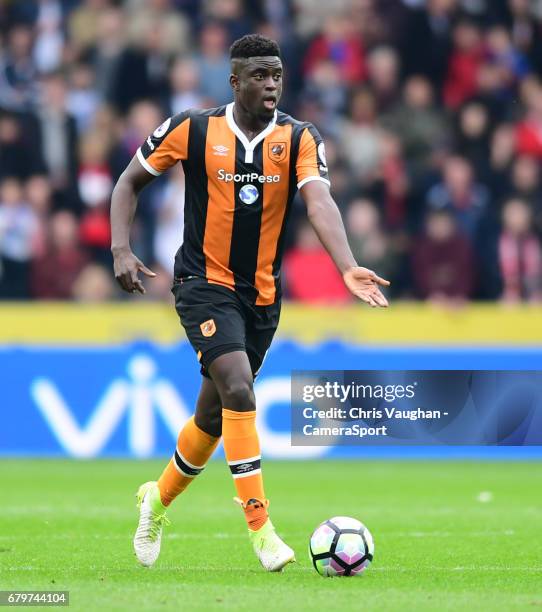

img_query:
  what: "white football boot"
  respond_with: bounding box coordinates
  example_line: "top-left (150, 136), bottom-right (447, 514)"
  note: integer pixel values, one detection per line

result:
top-left (235, 498), bottom-right (296, 572)
top-left (133, 481), bottom-right (170, 567)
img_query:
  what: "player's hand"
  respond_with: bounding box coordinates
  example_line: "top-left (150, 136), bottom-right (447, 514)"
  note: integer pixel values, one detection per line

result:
top-left (343, 266), bottom-right (390, 308)
top-left (112, 247), bottom-right (156, 295)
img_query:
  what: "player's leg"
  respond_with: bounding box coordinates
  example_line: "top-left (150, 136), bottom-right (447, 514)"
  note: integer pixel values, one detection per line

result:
top-left (208, 351), bottom-right (264, 526)
top-left (157, 376), bottom-right (222, 506)
top-left (209, 350), bottom-right (295, 571)
top-left (134, 377), bottom-right (221, 567)
top-left (133, 278), bottom-right (243, 566)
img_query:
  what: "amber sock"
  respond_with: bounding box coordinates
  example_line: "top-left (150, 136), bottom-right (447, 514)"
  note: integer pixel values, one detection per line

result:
top-left (222, 408), bottom-right (269, 531)
top-left (157, 416), bottom-right (220, 506)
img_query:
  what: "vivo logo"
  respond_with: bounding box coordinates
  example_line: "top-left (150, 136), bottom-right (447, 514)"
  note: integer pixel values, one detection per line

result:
top-left (29, 354), bottom-right (326, 460)
top-left (30, 355), bottom-right (190, 458)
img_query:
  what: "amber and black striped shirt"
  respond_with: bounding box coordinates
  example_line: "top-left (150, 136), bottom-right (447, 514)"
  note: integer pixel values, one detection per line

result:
top-left (137, 103), bottom-right (330, 305)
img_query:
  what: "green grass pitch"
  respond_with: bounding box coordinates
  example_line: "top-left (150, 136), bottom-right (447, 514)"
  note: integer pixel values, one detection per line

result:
top-left (1, 459), bottom-right (541, 611)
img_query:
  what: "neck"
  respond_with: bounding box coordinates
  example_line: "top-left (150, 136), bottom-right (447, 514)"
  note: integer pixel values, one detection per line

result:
top-left (232, 100), bottom-right (270, 139)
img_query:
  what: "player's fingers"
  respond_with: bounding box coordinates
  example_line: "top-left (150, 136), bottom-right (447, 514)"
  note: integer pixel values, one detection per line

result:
top-left (138, 263), bottom-right (157, 277)
top-left (356, 292), bottom-right (377, 307)
top-left (133, 279), bottom-right (146, 294)
top-left (116, 272), bottom-right (133, 293)
top-left (372, 290), bottom-right (389, 307)
top-left (129, 269), bottom-right (143, 293)
top-left (373, 273), bottom-right (391, 287)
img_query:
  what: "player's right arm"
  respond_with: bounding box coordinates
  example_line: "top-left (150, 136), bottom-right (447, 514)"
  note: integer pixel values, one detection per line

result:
top-left (110, 158), bottom-right (158, 294)
top-left (110, 111), bottom-right (191, 294)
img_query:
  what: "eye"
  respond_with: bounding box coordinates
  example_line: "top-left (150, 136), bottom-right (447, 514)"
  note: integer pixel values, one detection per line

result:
top-left (274, 73), bottom-right (282, 81)
top-left (254, 74), bottom-right (264, 80)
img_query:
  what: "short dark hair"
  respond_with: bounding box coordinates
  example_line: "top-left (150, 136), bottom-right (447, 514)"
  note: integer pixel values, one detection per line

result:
top-left (230, 34), bottom-right (280, 60)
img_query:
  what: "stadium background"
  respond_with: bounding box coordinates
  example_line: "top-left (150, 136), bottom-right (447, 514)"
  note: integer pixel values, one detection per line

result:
top-left (1, 0), bottom-right (542, 461)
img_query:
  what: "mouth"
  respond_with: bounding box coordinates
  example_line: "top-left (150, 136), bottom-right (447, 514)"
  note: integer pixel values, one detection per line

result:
top-left (262, 97), bottom-right (277, 110)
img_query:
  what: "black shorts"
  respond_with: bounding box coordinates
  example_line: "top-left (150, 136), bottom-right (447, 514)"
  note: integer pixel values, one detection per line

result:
top-left (172, 277), bottom-right (280, 378)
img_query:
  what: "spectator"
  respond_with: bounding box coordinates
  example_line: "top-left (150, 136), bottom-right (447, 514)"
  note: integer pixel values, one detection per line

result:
top-left (0, 25), bottom-right (39, 111)
top-left (167, 57), bottom-right (206, 116)
top-left (193, 22), bottom-right (232, 106)
top-left (283, 221), bottom-right (351, 304)
top-left (35, 71), bottom-right (78, 196)
top-left (486, 25), bottom-right (530, 94)
top-left (378, 132), bottom-right (409, 228)
top-left (77, 132), bottom-right (113, 262)
top-left (412, 209), bottom-right (475, 303)
top-left (443, 20), bottom-right (484, 110)
top-left (506, 155), bottom-right (542, 208)
top-left (25, 175), bottom-right (54, 253)
top-left (72, 262), bottom-right (116, 302)
top-left (0, 113), bottom-right (45, 180)
top-left (339, 88), bottom-right (382, 181)
top-left (33, 0), bottom-right (64, 74)
top-left (401, 0), bottom-right (457, 90)
top-left (67, 0), bottom-right (110, 58)
top-left (506, 0), bottom-right (542, 75)
top-left (515, 80), bottom-right (542, 159)
top-left (487, 123), bottom-right (516, 198)
top-left (202, 0), bottom-right (255, 43)
top-left (366, 46), bottom-right (400, 112)
top-left (426, 155), bottom-right (489, 240)
top-left (302, 59), bottom-right (347, 128)
top-left (303, 15), bottom-right (367, 86)
top-left (66, 63), bottom-right (102, 134)
top-left (499, 197), bottom-right (542, 302)
top-left (126, 0), bottom-right (191, 56)
top-left (346, 198), bottom-right (398, 283)
top-left (0, 178), bottom-right (40, 298)
top-left (381, 76), bottom-right (449, 183)
top-left (31, 210), bottom-right (88, 299)
top-left (84, 7), bottom-right (151, 113)
top-left (454, 102), bottom-right (492, 180)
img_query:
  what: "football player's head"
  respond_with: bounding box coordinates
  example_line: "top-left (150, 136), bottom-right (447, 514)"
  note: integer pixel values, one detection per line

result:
top-left (230, 34), bottom-right (282, 122)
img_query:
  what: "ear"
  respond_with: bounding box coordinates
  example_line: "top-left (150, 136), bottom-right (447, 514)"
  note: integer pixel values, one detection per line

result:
top-left (230, 73), bottom-right (240, 91)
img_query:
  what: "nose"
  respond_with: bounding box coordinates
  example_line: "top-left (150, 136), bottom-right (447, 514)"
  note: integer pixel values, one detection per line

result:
top-left (264, 76), bottom-right (277, 90)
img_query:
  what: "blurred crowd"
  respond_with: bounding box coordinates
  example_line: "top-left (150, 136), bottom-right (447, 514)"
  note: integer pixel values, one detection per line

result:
top-left (2, 0), bottom-right (542, 304)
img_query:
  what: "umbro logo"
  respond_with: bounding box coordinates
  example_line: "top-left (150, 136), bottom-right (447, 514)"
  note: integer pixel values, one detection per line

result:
top-left (212, 145), bottom-right (229, 156)
top-left (237, 463), bottom-right (253, 472)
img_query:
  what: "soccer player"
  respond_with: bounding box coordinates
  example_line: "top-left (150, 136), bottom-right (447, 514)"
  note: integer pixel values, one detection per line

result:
top-left (110, 34), bottom-right (389, 572)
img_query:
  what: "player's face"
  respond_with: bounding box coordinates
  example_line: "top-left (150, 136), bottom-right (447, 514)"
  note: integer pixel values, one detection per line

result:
top-left (233, 56), bottom-right (283, 121)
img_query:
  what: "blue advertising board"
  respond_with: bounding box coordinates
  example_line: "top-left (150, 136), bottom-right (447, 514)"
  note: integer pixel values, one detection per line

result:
top-left (1, 341), bottom-right (541, 458)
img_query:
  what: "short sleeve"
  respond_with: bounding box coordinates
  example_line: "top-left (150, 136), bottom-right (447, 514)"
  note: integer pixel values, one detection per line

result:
top-left (136, 111), bottom-right (191, 176)
top-left (295, 124), bottom-right (331, 189)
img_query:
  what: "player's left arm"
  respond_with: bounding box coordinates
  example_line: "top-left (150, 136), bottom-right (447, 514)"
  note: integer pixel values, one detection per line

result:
top-left (299, 180), bottom-right (389, 307)
top-left (295, 125), bottom-right (389, 307)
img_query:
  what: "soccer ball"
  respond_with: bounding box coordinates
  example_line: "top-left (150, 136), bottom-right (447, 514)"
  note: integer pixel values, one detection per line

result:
top-left (309, 516), bottom-right (374, 577)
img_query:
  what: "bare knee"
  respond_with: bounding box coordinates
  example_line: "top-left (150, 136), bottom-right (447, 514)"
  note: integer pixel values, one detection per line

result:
top-left (220, 379), bottom-right (255, 412)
